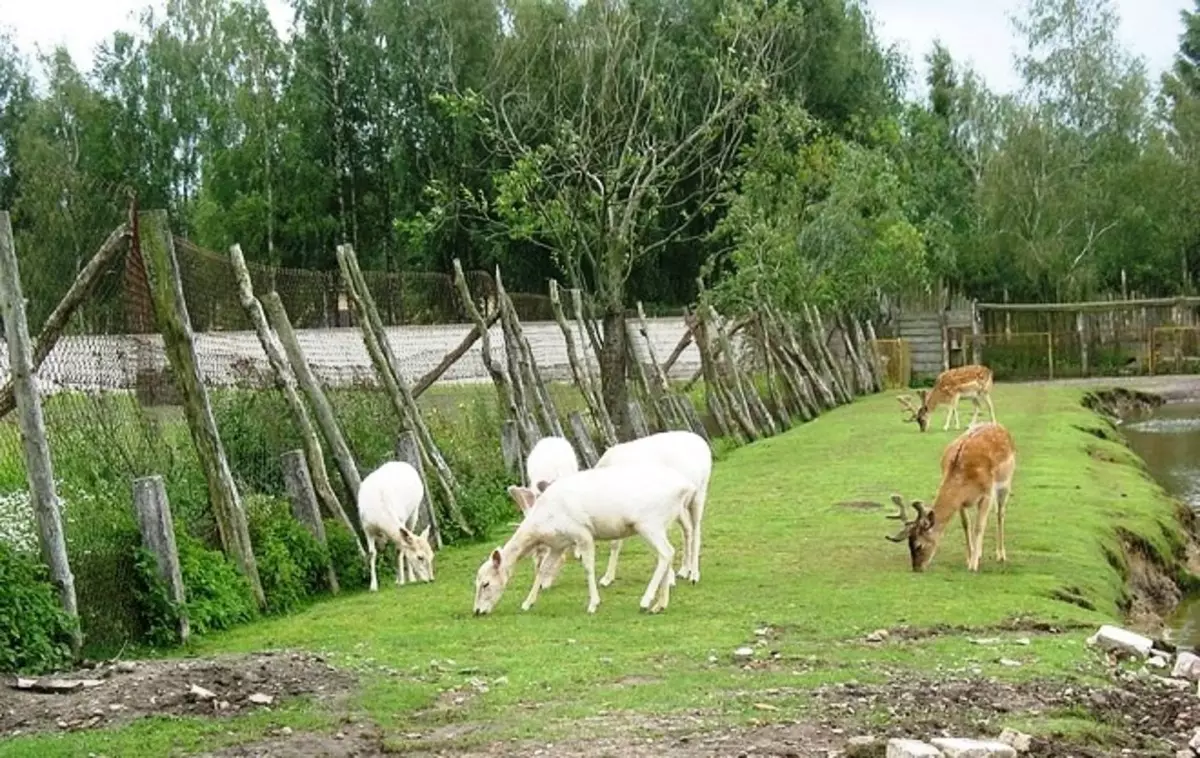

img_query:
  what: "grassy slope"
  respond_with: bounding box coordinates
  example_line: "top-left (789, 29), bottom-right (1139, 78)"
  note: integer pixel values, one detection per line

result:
top-left (5, 384), bottom-right (1188, 757)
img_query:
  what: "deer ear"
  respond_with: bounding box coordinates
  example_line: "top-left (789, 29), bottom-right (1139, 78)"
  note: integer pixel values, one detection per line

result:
top-left (490, 548), bottom-right (503, 569)
top-left (398, 526), bottom-right (414, 543)
top-left (507, 485), bottom-right (536, 512)
top-left (419, 525), bottom-right (430, 542)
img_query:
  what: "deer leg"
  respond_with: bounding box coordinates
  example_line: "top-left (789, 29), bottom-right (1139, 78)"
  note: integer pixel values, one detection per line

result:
top-left (522, 546), bottom-right (563, 611)
top-left (959, 508), bottom-right (977, 571)
top-left (540, 548), bottom-right (568, 589)
top-left (985, 392), bottom-right (997, 422)
top-left (600, 539), bottom-right (623, 587)
top-left (368, 536), bottom-right (380, 592)
top-left (970, 395), bottom-right (982, 424)
top-left (944, 394), bottom-right (958, 430)
top-left (994, 485), bottom-right (1011, 563)
top-left (578, 535), bottom-right (601, 614)
top-left (396, 548), bottom-right (407, 585)
top-left (637, 527), bottom-right (676, 613)
top-left (970, 495), bottom-right (993, 572)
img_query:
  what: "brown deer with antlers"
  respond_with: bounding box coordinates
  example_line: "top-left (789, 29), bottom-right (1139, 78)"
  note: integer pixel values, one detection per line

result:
top-left (886, 422), bottom-right (1015, 572)
top-left (897, 364), bottom-right (996, 432)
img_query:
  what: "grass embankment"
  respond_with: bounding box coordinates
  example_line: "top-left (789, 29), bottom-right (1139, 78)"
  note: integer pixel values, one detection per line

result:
top-left (5, 383), bottom-right (1192, 757)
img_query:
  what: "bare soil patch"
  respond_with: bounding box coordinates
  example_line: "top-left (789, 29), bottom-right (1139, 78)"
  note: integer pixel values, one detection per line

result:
top-left (0, 650), bottom-right (354, 738)
top-left (836, 500), bottom-right (884, 511)
top-left (200, 671), bottom-right (1199, 757)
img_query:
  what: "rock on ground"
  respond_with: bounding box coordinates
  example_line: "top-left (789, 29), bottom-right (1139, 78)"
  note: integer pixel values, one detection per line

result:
top-left (931, 737), bottom-right (1017, 758)
top-left (1086, 625), bottom-right (1154, 657)
top-left (887, 739), bottom-right (944, 758)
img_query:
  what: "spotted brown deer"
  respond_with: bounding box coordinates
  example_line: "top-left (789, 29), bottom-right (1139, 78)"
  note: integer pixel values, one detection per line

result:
top-left (885, 422), bottom-right (1016, 572)
top-left (897, 364), bottom-right (996, 432)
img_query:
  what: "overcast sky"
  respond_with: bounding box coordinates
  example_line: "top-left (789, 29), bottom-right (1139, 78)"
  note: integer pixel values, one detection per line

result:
top-left (0, 0), bottom-right (1191, 97)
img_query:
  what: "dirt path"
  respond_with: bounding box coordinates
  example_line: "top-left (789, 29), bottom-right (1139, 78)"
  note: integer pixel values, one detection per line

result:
top-left (196, 670), bottom-right (1197, 758)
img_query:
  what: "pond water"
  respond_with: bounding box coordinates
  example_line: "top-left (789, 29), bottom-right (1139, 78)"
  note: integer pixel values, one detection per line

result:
top-left (1119, 401), bottom-right (1200, 646)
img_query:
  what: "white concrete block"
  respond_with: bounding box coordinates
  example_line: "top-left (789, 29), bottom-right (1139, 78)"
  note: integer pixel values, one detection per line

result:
top-left (931, 737), bottom-right (1018, 758)
top-left (887, 739), bottom-right (944, 758)
top-left (1086, 625), bottom-right (1154, 657)
top-left (1173, 651), bottom-right (1200, 681)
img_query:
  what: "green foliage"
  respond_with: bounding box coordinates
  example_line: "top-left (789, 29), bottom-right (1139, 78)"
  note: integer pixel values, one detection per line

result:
top-left (712, 101), bottom-right (928, 313)
top-left (135, 531), bottom-right (257, 647)
top-left (324, 519), bottom-right (368, 592)
top-left (245, 495), bottom-right (331, 615)
top-left (0, 542), bottom-right (75, 674)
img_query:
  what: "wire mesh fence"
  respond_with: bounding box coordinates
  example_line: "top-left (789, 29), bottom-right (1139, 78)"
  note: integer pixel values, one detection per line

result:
top-left (0, 224), bottom-right (700, 653)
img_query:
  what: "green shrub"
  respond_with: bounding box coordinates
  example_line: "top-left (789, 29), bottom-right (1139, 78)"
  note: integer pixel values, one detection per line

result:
top-left (325, 519), bottom-right (368, 591)
top-left (246, 494), bottom-right (331, 614)
top-left (0, 542), bottom-right (76, 673)
top-left (135, 532), bottom-right (257, 647)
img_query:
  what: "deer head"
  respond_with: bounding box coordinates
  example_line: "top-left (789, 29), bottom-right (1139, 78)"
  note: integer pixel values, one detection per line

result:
top-left (885, 493), bottom-right (938, 571)
top-left (897, 392), bottom-right (931, 432)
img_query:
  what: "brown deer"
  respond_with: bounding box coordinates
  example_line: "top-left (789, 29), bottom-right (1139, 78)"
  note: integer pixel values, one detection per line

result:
top-left (897, 364), bottom-right (996, 432)
top-left (885, 422), bottom-right (1016, 572)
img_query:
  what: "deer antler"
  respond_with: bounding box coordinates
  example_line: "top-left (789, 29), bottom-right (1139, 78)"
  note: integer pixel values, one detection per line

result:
top-left (896, 395), bottom-right (919, 421)
top-left (885, 494), bottom-right (927, 542)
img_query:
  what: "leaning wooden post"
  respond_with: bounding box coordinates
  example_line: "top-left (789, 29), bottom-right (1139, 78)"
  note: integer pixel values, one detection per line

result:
top-left (496, 270), bottom-right (564, 437)
top-left (0, 212), bottom-right (81, 653)
top-left (132, 475), bottom-right (189, 642)
top-left (567, 411), bottom-right (601, 466)
top-left (0, 224), bottom-right (129, 421)
top-left (230, 245), bottom-right (361, 555)
top-left (1077, 311), bottom-right (1089, 377)
top-left (500, 420), bottom-right (523, 479)
top-left (338, 247), bottom-right (471, 536)
top-left (261, 291), bottom-right (364, 515)
top-left (549, 280), bottom-right (617, 445)
top-left (674, 395), bottom-right (710, 441)
top-left (139, 210), bottom-right (264, 609)
top-left (627, 399), bottom-right (651, 438)
top-left (971, 300), bottom-right (982, 365)
top-left (396, 431), bottom-right (443, 550)
top-left (280, 451), bottom-right (340, 593)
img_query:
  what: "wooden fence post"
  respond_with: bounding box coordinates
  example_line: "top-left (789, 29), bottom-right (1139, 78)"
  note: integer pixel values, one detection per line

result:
top-left (0, 211), bottom-right (81, 654)
top-left (133, 475), bottom-right (191, 641)
top-left (396, 431), bottom-right (443, 550)
top-left (627, 399), bottom-right (651, 438)
top-left (230, 244), bottom-right (361, 555)
top-left (140, 211), bottom-right (264, 608)
top-left (261, 291), bottom-right (364, 510)
top-left (971, 300), bottom-right (982, 365)
top-left (567, 411), bottom-right (601, 466)
top-left (1077, 311), bottom-right (1089, 377)
top-left (280, 451), bottom-right (340, 593)
top-left (500, 420), bottom-right (522, 479)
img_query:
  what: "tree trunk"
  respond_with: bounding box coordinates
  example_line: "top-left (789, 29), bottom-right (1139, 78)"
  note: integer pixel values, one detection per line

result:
top-left (600, 306), bottom-right (632, 440)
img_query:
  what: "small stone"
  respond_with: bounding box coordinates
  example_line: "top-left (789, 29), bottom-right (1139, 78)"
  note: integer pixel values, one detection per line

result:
top-left (1086, 625), bottom-right (1154, 658)
top-left (931, 737), bottom-right (1017, 757)
top-left (335, 731), bottom-right (346, 740)
top-left (733, 647), bottom-right (755, 660)
top-left (998, 729), bottom-right (1032, 753)
top-left (865, 629), bottom-right (889, 643)
top-left (1148, 656), bottom-right (1169, 669)
top-left (247, 693), bottom-right (274, 705)
top-left (969, 638), bottom-right (1001, 646)
top-left (753, 703), bottom-right (778, 711)
top-left (1014, 638), bottom-right (1031, 646)
top-left (847, 735), bottom-right (877, 747)
top-left (1190, 729), bottom-right (1200, 752)
top-left (755, 627), bottom-right (770, 637)
top-left (115, 661), bottom-right (137, 674)
top-left (998, 658), bottom-right (1022, 667)
top-left (707, 655), bottom-right (718, 664)
top-left (886, 738), bottom-right (943, 758)
top-left (188, 684), bottom-right (217, 701)
top-left (1174, 651), bottom-right (1200, 681)
top-left (280, 726), bottom-right (293, 736)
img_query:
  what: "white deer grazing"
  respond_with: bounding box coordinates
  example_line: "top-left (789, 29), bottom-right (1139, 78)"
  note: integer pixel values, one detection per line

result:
top-left (592, 430), bottom-right (712, 587)
top-left (508, 436), bottom-right (580, 588)
top-left (357, 461), bottom-right (436, 591)
top-left (473, 463), bottom-right (696, 616)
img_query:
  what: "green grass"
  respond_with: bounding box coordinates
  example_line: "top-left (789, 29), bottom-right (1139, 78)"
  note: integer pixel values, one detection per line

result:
top-left (2, 383), bottom-right (1189, 757)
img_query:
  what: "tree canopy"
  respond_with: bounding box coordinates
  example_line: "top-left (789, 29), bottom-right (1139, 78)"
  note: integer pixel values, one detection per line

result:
top-left (1, 0), bottom-right (1198, 321)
